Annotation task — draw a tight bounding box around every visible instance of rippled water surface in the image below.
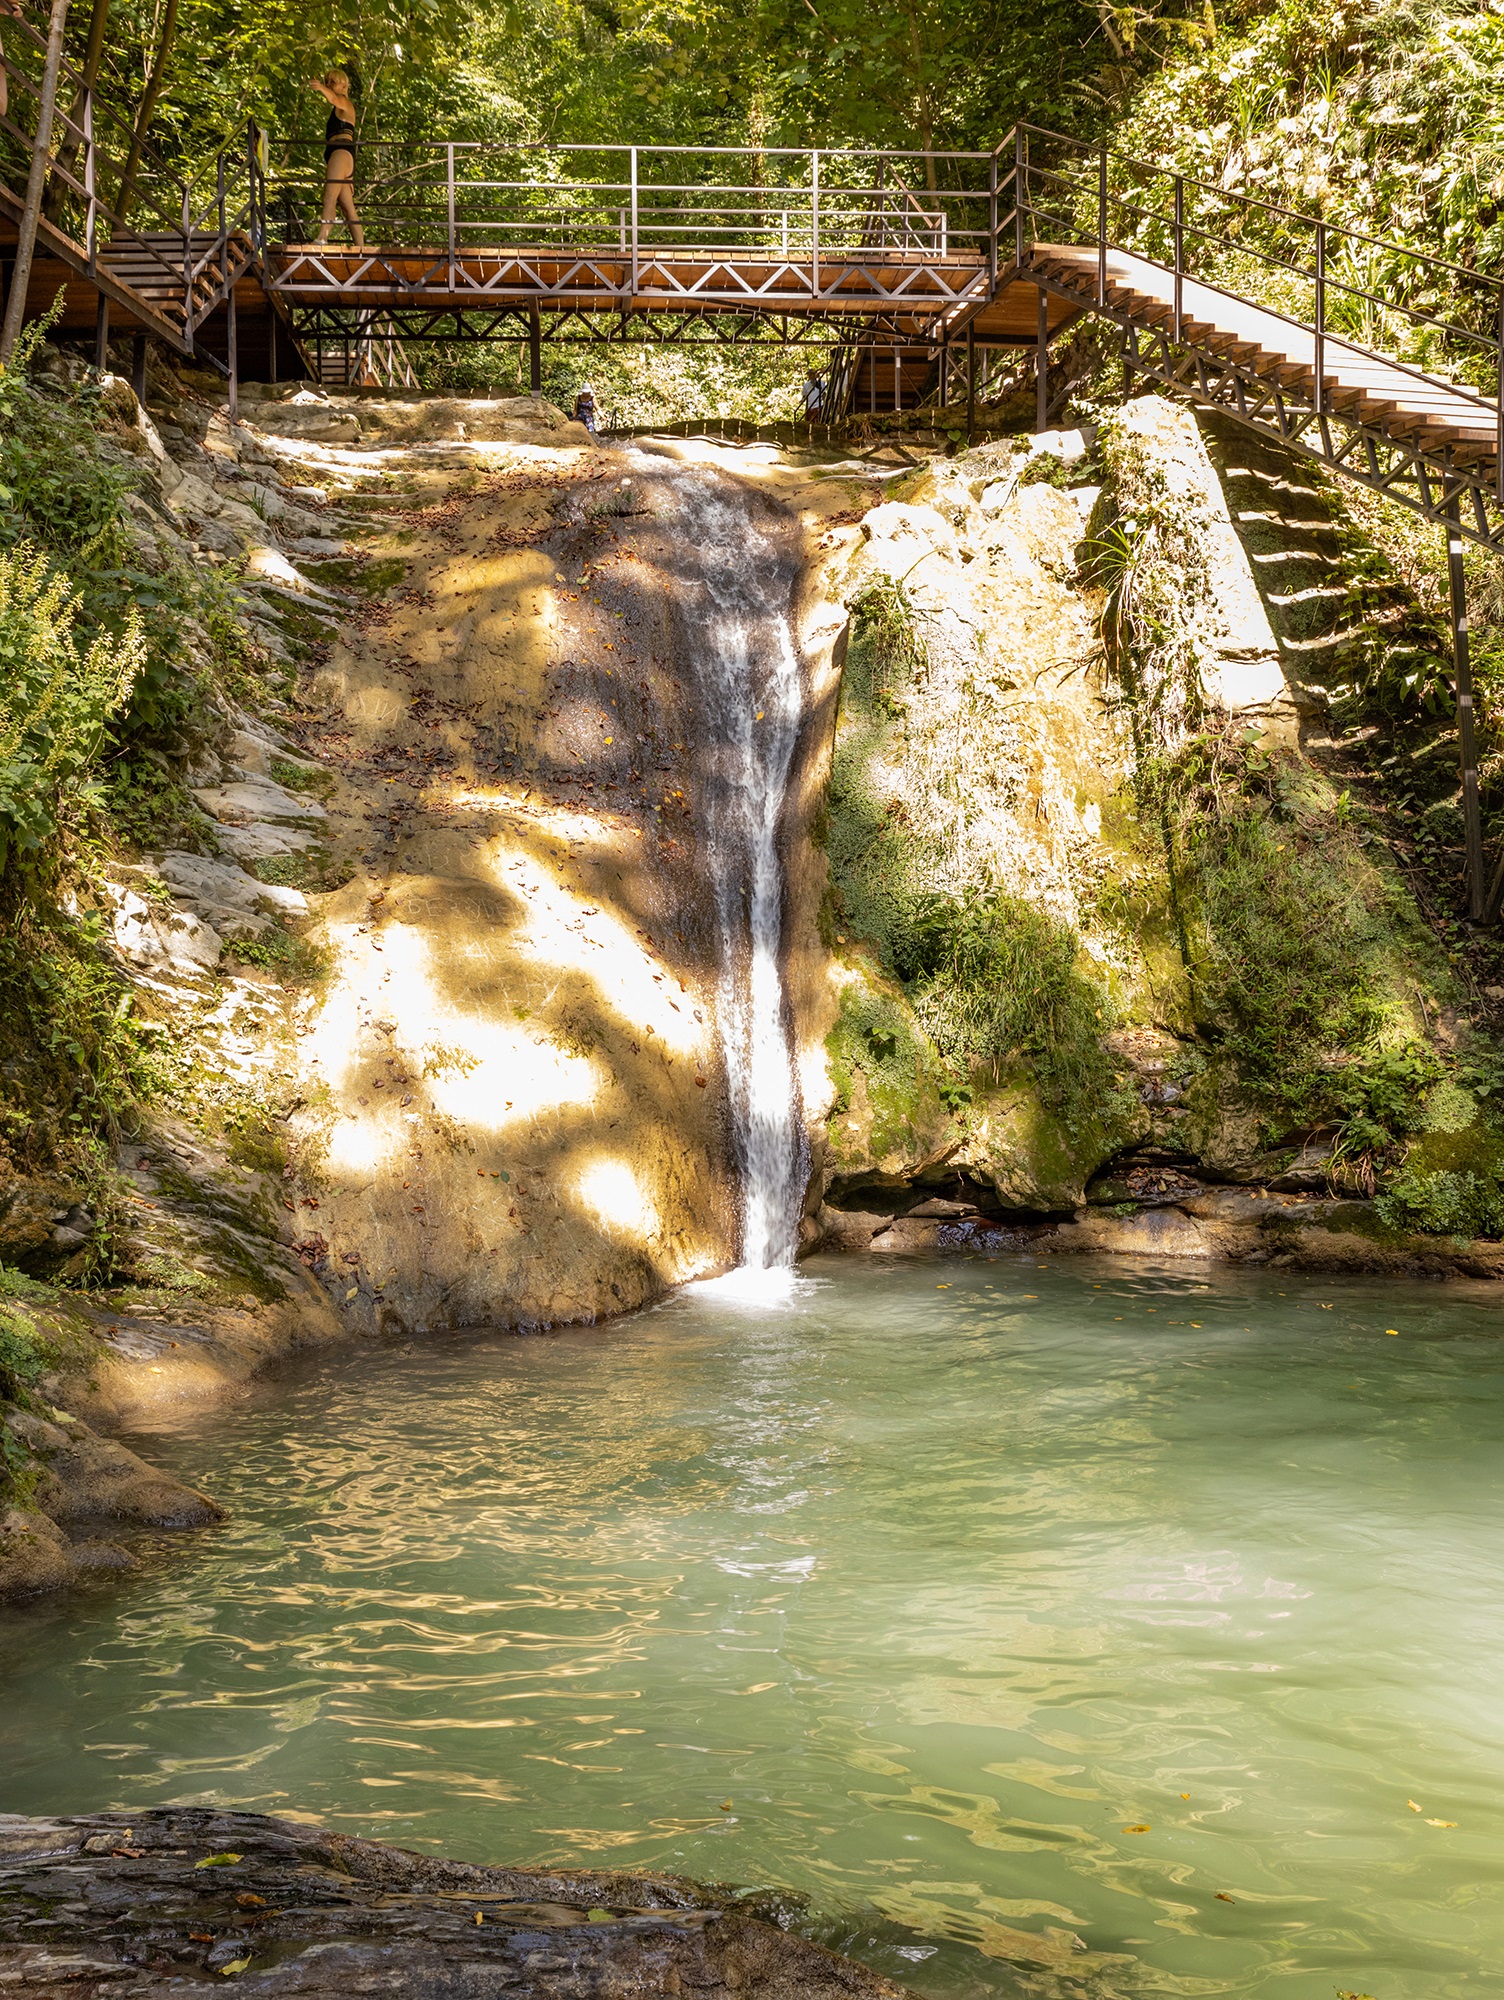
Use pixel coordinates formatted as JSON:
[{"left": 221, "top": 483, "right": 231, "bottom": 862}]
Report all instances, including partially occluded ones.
[{"left": 3, "top": 1253, "right": 1503, "bottom": 1999}]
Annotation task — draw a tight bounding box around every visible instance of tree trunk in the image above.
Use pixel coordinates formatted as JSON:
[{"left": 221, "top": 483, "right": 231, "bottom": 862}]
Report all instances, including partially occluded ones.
[
  {"left": 114, "top": 0, "right": 177, "bottom": 220},
  {"left": 41, "top": 0, "right": 105, "bottom": 221},
  {"left": 1, "top": 0, "right": 70, "bottom": 359}
]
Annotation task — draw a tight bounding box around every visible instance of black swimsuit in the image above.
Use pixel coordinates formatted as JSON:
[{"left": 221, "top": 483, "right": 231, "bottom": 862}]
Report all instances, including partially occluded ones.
[{"left": 325, "top": 109, "right": 356, "bottom": 161}]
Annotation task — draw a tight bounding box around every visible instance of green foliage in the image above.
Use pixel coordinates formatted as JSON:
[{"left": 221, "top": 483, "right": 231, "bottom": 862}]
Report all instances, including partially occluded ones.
[
  {"left": 1162, "top": 733, "right": 1445, "bottom": 1151},
  {"left": 224, "top": 921, "right": 329, "bottom": 985},
  {"left": 0, "top": 1303, "right": 50, "bottom": 1503},
  {"left": 0, "top": 545, "right": 144, "bottom": 870},
  {"left": 0, "top": 912, "right": 172, "bottom": 1136},
  {"left": 895, "top": 890, "right": 1120, "bottom": 1128},
  {"left": 1376, "top": 1167, "right": 1504, "bottom": 1241},
  {"left": 843, "top": 578, "right": 926, "bottom": 720},
  {"left": 0, "top": 1308, "right": 46, "bottom": 1399},
  {"left": 0, "top": 325, "right": 132, "bottom": 570}
]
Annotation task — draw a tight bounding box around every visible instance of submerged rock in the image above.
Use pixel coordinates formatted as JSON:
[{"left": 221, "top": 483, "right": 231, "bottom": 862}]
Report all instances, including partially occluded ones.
[{"left": 0, "top": 1810, "right": 912, "bottom": 2000}]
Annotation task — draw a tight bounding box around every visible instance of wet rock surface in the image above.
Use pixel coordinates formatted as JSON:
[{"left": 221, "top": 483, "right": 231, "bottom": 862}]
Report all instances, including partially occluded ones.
[{"left": 0, "top": 1810, "right": 910, "bottom": 2000}]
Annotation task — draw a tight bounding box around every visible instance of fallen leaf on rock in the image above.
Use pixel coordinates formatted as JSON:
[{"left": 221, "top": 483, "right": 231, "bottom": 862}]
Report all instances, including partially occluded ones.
[
  {"left": 587, "top": 1909, "right": 612, "bottom": 1922},
  {"left": 194, "top": 1853, "right": 243, "bottom": 1869},
  {"left": 219, "top": 1958, "right": 253, "bottom": 1976},
  {"left": 236, "top": 1895, "right": 266, "bottom": 1910}
]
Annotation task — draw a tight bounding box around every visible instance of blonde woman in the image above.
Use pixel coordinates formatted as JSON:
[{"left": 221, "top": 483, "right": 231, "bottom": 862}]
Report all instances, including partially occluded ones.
[{"left": 308, "top": 70, "right": 363, "bottom": 248}]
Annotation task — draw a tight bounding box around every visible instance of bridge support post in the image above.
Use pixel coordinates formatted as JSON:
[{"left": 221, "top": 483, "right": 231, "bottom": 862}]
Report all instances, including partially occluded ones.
[
  {"left": 131, "top": 335, "right": 147, "bottom": 404},
  {"left": 1445, "top": 501, "right": 1487, "bottom": 921},
  {"left": 529, "top": 307, "right": 542, "bottom": 395},
  {"left": 1035, "top": 288, "right": 1048, "bottom": 433},
  {"left": 227, "top": 288, "right": 238, "bottom": 420},
  {"left": 966, "top": 322, "right": 975, "bottom": 443},
  {"left": 93, "top": 294, "right": 110, "bottom": 373}
]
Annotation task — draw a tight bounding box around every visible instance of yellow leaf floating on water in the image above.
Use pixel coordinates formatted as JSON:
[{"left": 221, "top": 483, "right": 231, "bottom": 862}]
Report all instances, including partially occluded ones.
[
  {"left": 1123, "top": 1825, "right": 1151, "bottom": 1834},
  {"left": 218, "top": 1959, "right": 252, "bottom": 1977},
  {"left": 1387, "top": 1329, "right": 1400, "bottom": 1336},
  {"left": 720, "top": 1800, "right": 733, "bottom": 1811},
  {"left": 1407, "top": 1800, "right": 1422, "bottom": 1812},
  {"left": 1180, "top": 1793, "right": 1190, "bottom": 1800},
  {"left": 1426, "top": 1819, "right": 1457, "bottom": 1827},
  {"left": 1215, "top": 1893, "right": 1235, "bottom": 1903},
  {"left": 194, "top": 1854, "right": 243, "bottom": 1869}
]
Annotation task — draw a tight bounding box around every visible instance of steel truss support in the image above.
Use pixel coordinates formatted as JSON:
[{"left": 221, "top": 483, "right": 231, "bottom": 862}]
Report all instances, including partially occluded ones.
[{"left": 287, "top": 302, "right": 960, "bottom": 351}]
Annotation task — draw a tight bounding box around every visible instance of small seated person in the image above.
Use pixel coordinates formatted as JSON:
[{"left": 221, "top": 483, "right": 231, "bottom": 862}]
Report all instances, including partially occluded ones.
[{"left": 573, "top": 382, "right": 598, "bottom": 435}]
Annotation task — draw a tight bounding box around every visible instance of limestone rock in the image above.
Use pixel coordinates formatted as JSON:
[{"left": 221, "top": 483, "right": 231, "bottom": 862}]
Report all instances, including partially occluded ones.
[
  {"left": 0, "top": 1507, "right": 73, "bottom": 1600},
  {"left": 107, "top": 884, "right": 222, "bottom": 974},
  {"left": 156, "top": 849, "right": 308, "bottom": 917},
  {"left": 7, "top": 1408, "right": 222, "bottom": 1529},
  {"left": 1103, "top": 396, "right": 1290, "bottom": 717},
  {"left": 193, "top": 775, "right": 327, "bottom": 825},
  {"left": 211, "top": 820, "right": 318, "bottom": 862},
  {"left": 0, "top": 1810, "right": 915, "bottom": 2000}
]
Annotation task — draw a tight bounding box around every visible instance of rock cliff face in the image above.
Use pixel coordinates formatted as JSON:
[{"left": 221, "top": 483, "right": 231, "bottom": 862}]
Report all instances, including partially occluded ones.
[{"left": 793, "top": 397, "right": 1504, "bottom": 1273}]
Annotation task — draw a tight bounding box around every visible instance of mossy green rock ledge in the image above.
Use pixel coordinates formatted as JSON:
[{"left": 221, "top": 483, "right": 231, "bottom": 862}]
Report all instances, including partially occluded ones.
[{"left": 0, "top": 1810, "right": 914, "bottom": 2000}]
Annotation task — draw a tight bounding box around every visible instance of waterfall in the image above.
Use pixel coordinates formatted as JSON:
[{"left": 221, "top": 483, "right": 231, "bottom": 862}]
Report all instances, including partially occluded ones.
[{"left": 674, "top": 468, "right": 805, "bottom": 1273}]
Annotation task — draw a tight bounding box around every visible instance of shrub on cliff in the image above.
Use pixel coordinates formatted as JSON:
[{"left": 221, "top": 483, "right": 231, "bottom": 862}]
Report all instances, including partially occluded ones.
[{"left": 0, "top": 545, "right": 143, "bottom": 873}]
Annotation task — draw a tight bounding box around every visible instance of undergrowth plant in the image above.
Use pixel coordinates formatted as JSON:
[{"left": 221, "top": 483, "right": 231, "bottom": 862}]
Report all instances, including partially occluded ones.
[
  {"left": 895, "top": 891, "right": 1120, "bottom": 1129},
  {"left": 0, "top": 545, "right": 144, "bottom": 872}
]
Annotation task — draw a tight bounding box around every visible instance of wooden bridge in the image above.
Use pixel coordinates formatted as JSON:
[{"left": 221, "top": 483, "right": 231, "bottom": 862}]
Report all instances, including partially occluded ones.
[{"left": 0, "top": 28, "right": 1498, "bottom": 910}]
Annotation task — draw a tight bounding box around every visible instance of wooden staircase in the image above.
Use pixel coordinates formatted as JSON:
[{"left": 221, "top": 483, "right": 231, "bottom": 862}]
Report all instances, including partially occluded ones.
[
  {"left": 94, "top": 229, "right": 254, "bottom": 336},
  {"left": 1022, "top": 243, "right": 1501, "bottom": 474}
]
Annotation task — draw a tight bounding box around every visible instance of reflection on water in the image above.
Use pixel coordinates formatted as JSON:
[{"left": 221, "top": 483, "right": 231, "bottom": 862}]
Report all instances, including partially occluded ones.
[{"left": 2, "top": 1253, "right": 1503, "bottom": 2000}]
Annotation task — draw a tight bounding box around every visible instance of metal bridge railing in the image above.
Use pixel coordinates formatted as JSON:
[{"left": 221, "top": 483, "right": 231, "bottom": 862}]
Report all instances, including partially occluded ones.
[{"left": 254, "top": 138, "right": 998, "bottom": 276}]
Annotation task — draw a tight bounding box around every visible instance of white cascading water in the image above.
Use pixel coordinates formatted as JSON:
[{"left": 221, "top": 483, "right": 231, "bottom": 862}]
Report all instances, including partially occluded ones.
[{"left": 674, "top": 468, "right": 805, "bottom": 1278}]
